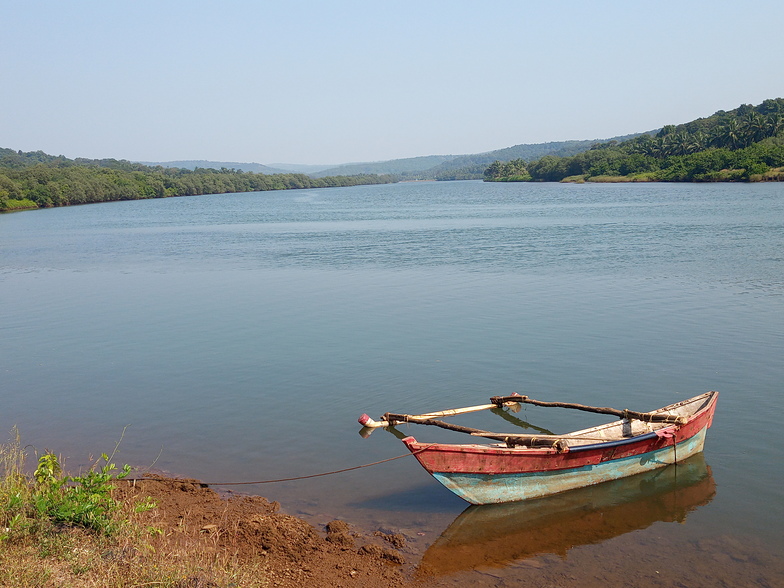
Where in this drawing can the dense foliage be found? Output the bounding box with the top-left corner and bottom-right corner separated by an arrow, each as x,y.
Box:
485,98 -> 784,183
0,149 -> 396,211
429,163 -> 486,181
484,159 -> 531,181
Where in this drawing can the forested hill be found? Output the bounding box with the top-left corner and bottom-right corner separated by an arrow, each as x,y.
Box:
309,134 -> 649,181
0,150 -> 396,211
485,98 -> 784,183
424,133 -> 649,180
136,160 -> 292,175
310,155 -> 457,178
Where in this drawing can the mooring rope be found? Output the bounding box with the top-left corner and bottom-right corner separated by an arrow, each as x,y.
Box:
132,446 -> 433,487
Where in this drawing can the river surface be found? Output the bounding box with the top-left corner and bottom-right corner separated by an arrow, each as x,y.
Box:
2,180 -> 783,585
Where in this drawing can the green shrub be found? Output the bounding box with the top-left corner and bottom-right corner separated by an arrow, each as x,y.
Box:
2,433 -> 133,540
32,452 -> 131,535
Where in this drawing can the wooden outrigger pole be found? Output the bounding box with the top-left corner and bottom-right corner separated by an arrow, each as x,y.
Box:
358,396 -> 525,429
489,395 -> 686,425
358,394 -> 686,446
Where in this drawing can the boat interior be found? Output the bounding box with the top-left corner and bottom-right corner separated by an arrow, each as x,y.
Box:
501,391 -> 717,449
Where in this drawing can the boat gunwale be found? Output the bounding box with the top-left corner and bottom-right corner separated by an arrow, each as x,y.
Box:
403,391 -> 718,457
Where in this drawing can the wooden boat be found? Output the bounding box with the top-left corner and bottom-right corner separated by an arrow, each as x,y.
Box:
359,391 -> 718,505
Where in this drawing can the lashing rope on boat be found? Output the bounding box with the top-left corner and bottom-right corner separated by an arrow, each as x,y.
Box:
621,409 -> 681,424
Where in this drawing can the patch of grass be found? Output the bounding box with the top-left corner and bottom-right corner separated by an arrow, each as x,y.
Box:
692,168 -> 746,182
586,175 -> 636,183
759,166 -> 784,181
0,427 -> 32,542
0,529 -> 270,587
583,173 -> 657,183
1,430 -> 270,587
2,430 -> 138,537
0,198 -> 38,211
499,173 -> 533,182
2,429 -> 134,543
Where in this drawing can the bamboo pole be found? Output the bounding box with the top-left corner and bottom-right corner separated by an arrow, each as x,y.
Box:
382,413 -> 567,450
490,395 -> 686,425
358,399 -> 522,429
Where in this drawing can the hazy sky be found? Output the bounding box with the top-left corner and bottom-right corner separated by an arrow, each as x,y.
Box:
3,1 -> 783,165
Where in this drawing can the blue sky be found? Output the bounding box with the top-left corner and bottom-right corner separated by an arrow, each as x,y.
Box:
3,0 -> 783,165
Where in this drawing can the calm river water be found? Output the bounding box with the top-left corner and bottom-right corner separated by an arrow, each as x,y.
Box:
2,180 -> 783,585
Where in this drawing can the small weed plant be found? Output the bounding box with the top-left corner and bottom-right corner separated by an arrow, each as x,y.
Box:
1,429 -> 132,540
33,451 -> 131,534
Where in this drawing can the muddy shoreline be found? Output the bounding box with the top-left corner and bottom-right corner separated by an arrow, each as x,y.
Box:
116,476 -> 408,587
115,473 -> 784,588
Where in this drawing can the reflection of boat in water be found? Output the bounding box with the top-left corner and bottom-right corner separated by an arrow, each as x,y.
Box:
418,453 -> 715,576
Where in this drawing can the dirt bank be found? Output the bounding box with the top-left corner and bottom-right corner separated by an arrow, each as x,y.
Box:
116,476 -> 408,587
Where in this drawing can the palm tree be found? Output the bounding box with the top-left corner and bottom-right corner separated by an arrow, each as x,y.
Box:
629,134 -> 656,157
691,131 -> 708,152
669,131 -> 693,156
765,112 -> 784,138
715,119 -> 743,150
652,135 -> 669,158
741,112 -> 767,145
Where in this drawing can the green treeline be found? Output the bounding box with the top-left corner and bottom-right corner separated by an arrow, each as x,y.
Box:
483,159 -> 531,182
0,149 -> 396,211
485,98 -> 784,183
